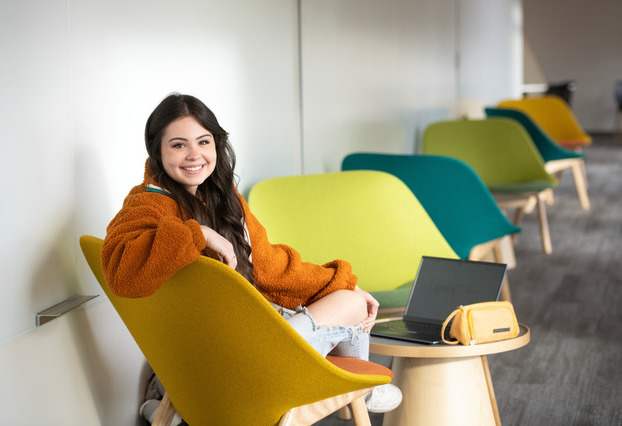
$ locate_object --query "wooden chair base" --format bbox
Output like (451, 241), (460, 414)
(496, 192), (553, 255)
(469, 237), (515, 302)
(151, 390), (374, 426)
(279, 388), (372, 426)
(535, 192), (552, 254)
(152, 393), (177, 426)
(545, 158), (590, 210)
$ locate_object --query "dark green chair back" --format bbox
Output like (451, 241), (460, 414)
(485, 107), (583, 162)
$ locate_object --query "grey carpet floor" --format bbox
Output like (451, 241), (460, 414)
(317, 135), (622, 426)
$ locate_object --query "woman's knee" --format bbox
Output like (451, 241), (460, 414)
(331, 289), (368, 324)
(307, 289), (367, 326)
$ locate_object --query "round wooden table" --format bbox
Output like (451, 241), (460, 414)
(370, 325), (530, 426)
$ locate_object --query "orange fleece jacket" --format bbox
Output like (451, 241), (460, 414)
(102, 181), (357, 308)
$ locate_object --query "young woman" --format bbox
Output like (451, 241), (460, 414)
(103, 93), (402, 423)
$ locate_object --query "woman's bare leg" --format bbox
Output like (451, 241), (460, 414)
(307, 289), (367, 326)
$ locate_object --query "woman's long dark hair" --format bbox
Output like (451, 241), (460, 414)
(145, 93), (253, 283)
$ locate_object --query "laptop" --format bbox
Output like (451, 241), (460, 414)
(371, 256), (507, 344)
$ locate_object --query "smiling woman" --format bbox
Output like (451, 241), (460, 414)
(101, 93), (402, 423)
(141, 94), (253, 280)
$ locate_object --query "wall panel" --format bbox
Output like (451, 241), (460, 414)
(300, 0), (457, 172)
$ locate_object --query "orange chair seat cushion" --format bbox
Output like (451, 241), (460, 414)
(558, 140), (588, 150)
(327, 355), (392, 378)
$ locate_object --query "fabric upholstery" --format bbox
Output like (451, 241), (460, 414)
(248, 170), (457, 303)
(81, 236), (391, 426)
(422, 118), (558, 194)
(342, 153), (520, 259)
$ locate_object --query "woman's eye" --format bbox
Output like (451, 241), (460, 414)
(199, 139), (211, 145)
(172, 143), (184, 149)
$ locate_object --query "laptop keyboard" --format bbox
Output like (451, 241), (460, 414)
(387, 320), (441, 335)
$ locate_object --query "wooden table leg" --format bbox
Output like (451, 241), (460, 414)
(383, 356), (497, 426)
(481, 356), (501, 426)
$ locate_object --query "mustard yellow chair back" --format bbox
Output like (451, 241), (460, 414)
(80, 236), (389, 426)
(247, 171), (457, 293)
(498, 96), (591, 146)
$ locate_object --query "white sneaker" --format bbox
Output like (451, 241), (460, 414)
(365, 384), (403, 413)
(139, 399), (183, 426)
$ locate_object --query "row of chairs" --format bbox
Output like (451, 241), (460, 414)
(79, 94), (591, 425)
(250, 95), (591, 309)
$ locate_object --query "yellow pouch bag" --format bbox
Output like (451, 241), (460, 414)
(441, 301), (519, 345)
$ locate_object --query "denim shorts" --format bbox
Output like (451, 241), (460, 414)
(272, 303), (369, 361)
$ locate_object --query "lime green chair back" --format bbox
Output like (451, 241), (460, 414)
(498, 96), (591, 146)
(248, 171), (457, 303)
(342, 153), (520, 260)
(422, 118), (557, 194)
(80, 236), (389, 426)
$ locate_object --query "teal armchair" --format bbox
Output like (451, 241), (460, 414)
(342, 153), (519, 300)
(341, 153), (520, 260)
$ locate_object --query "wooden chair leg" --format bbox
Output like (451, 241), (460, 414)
(536, 193), (553, 255)
(492, 240), (513, 302)
(580, 157), (589, 189)
(512, 207), (525, 244)
(350, 396), (372, 426)
(278, 410), (294, 426)
(523, 195), (537, 214)
(493, 236), (517, 270)
(152, 393), (177, 426)
(337, 405), (352, 420)
(512, 207), (525, 228)
(543, 188), (555, 206)
(499, 275), (512, 302)
(571, 160), (591, 210)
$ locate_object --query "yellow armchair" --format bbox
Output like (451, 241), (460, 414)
(80, 236), (391, 426)
(498, 95), (591, 150)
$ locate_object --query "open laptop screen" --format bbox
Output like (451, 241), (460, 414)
(405, 257), (506, 323)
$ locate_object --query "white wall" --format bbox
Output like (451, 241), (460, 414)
(457, 0), (523, 117)
(301, 0), (457, 171)
(523, 0), (622, 131)
(0, 0), (76, 346)
(300, 0), (523, 171)
(1, 0), (300, 424)
(0, 301), (146, 426)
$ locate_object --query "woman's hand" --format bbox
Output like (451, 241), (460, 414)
(200, 225), (238, 269)
(354, 286), (379, 332)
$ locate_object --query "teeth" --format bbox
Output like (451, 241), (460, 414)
(183, 165), (203, 171)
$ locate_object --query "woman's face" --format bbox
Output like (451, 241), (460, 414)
(160, 116), (217, 195)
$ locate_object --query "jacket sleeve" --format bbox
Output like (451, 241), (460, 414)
(102, 192), (207, 297)
(239, 196), (357, 307)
